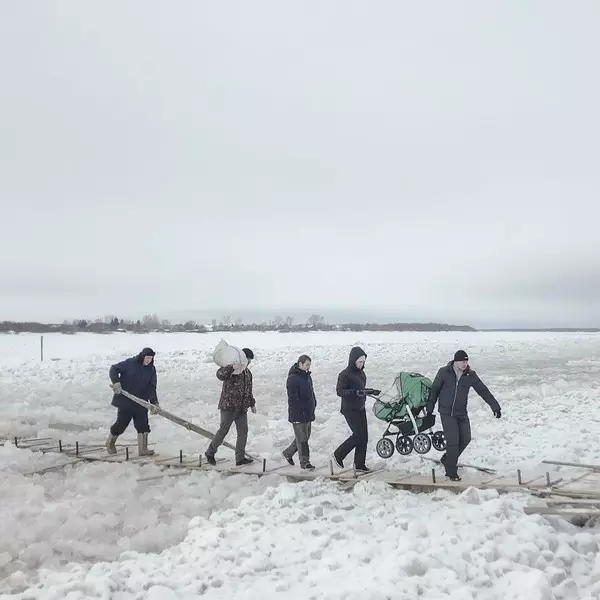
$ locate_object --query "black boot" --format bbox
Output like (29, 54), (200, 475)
(236, 457), (253, 466)
(205, 452), (216, 466)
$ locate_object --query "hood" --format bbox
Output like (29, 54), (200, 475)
(289, 363), (310, 377)
(348, 346), (367, 369)
(138, 347), (156, 364)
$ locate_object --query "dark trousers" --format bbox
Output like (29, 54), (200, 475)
(440, 414), (471, 476)
(335, 409), (368, 468)
(283, 422), (312, 467)
(206, 409), (248, 462)
(110, 407), (150, 435)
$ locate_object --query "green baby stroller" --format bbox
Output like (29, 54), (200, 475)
(371, 371), (447, 458)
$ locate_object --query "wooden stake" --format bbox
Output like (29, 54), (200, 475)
(198, 454), (202, 467)
(517, 469), (522, 485)
(59, 440), (63, 452)
(262, 458), (266, 473)
(126, 447), (129, 461)
(431, 468), (436, 483)
(14, 436), (18, 448)
(179, 450), (183, 464)
(546, 472), (551, 487)
(329, 460), (333, 476)
(75, 441), (79, 456)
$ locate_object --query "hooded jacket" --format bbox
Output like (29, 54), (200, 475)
(109, 348), (158, 411)
(216, 365), (256, 411)
(336, 346), (368, 414)
(425, 361), (500, 417)
(286, 363), (317, 423)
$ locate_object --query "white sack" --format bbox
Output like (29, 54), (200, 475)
(211, 339), (248, 374)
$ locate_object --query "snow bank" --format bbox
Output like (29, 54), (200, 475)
(2, 331), (600, 597)
(5, 478), (600, 599)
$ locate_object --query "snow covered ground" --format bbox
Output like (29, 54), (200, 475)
(1, 330), (600, 598)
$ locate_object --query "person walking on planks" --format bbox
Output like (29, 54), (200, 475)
(426, 350), (501, 481)
(106, 347), (159, 457)
(333, 346), (380, 472)
(282, 354), (317, 470)
(205, 347), (256, 466)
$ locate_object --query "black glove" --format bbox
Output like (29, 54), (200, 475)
(493, 408), (501, 419)
(364, 388), (381, 396)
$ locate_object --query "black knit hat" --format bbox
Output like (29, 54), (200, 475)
(453, 350), (468, 362)
(242, 348), (254, 360)
(141, 347), (156, 357)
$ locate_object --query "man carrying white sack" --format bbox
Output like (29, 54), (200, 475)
(205, 347), (256, 466)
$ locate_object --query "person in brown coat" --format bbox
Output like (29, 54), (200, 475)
(205, 347), (256, 466)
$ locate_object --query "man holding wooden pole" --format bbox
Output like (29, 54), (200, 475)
(106, 347), (159, 456)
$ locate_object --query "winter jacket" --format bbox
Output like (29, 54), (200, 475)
(109, 354), (158, 412)
(216, 365), (256, 411)
(286, 364), (317, 423)
(336, 346), (368, 414)
(425, 361), (500, 417)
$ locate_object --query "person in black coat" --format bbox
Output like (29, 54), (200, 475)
(333, 346), (379, 472)
(426, 350), (501, 481)
(106, 347), (159, 456)
(282, 355), (317, 470)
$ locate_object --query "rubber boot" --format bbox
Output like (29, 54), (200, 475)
(106, 433), (118, 455)
(138, 433), (155, 456)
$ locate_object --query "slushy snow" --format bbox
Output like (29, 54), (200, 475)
(1, 331), (600, 598)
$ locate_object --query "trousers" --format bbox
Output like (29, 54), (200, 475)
(440, 414), (472, 476)
(110, 406), (150, 435)
(334, 409), (368, 468)
(206, 409), (248, 462)
(283, 422), (312, 467)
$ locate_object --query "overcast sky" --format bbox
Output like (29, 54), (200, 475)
(1, 1), (599, 327)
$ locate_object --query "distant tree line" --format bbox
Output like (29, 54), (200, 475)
(0, 313), (476, 334)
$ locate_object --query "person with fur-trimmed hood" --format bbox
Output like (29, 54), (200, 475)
(333, 346), (380, 472)
(205, 347), (256, 466)
(282, 354), (317, 470)
(106, 347), (159, 457)
(426, 350), (501, 481)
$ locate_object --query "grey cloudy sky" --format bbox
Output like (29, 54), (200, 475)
(1, 1), (599, 327)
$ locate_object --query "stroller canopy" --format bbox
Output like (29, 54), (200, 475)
(373, 371), (432, 422)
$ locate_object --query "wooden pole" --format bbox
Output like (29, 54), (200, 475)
(40, 335), (44, 362)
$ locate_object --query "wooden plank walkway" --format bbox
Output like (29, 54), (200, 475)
(6, 436), (600, 519)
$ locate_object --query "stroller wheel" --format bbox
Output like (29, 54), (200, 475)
(396, 435), (413, 456)
(432, 431), (447, 451)
(376, 438), (394, 459)
(413, 433), (432, 454)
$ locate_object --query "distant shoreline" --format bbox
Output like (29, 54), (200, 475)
(0, 321), (598, 335)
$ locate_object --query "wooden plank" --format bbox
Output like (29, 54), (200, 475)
(542, 459), (600, 472)
(524, 505), (600, 517)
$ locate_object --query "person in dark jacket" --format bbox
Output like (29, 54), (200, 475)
(426, 350), (501, 481)
(282, 355), (317, 470)
(205, 347), (256, 466)
(333, 346), (380, 472)
(106, 347), (159, 457)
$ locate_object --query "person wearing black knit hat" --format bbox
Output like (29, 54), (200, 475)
(425, 350), (501, 481)
(106, 347), (159, 457)
(205, 347), (257, 466)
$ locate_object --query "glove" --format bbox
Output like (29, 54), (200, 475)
(365, 388), (381, 396)
(493, 408), (501, 419)
(250, 405), (257, 414)
(111, 382), (122, 394)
